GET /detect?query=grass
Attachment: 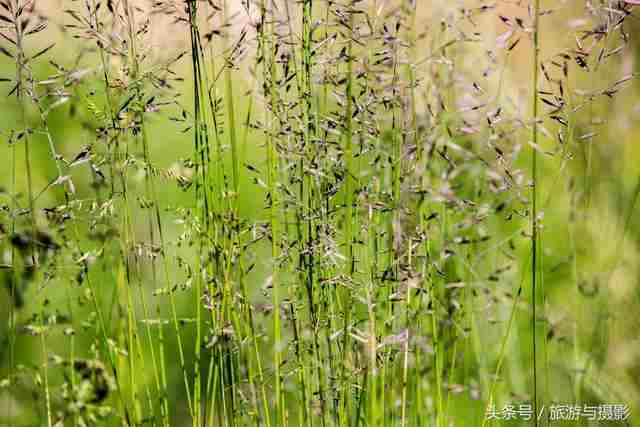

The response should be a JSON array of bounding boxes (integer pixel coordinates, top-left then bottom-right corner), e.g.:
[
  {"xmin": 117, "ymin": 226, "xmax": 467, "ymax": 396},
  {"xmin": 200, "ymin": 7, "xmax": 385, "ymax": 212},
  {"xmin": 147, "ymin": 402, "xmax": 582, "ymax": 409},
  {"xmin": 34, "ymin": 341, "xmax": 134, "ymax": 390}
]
[
  {"xmin": 1, "ymin": 0, "xmax": 640, "ymax": 426},
  {"xmin": 530, "ymin": 0, "xmax": 542, "ymax": 423}
]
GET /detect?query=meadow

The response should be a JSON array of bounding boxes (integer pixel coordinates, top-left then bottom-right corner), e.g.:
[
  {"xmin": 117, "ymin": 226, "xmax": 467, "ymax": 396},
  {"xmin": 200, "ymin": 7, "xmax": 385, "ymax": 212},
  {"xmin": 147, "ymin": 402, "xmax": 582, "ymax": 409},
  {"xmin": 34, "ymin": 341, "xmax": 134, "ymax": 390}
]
[{"xmin": 1, "ymin": 0, "xmax": 640, "ymax": 426}]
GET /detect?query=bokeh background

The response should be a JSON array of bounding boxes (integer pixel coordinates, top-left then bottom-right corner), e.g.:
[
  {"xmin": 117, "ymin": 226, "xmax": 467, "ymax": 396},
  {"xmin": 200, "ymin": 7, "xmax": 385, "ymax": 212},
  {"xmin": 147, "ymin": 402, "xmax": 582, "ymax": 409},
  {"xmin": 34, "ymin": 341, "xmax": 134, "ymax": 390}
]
[{"xmin": 1, "ymin": 0, "xmax": 639, "ymax": 425}]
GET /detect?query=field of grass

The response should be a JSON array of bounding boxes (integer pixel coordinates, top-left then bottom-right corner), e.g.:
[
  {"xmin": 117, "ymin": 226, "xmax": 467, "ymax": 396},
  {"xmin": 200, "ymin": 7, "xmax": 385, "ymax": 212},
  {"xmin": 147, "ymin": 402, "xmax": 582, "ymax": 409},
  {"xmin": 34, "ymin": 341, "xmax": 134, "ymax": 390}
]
[{"xmin": 1, "ymin": 0, "xmax": 640, "ymax": 426}]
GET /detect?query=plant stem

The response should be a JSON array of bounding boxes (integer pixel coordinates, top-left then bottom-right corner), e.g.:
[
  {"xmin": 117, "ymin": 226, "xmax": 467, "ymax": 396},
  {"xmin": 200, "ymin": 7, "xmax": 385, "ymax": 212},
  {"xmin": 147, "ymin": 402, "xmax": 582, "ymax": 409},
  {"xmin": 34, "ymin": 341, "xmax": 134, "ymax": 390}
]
[{"xmin": 531, "ymin": 0, "xmax": 541, "ymax": 424}]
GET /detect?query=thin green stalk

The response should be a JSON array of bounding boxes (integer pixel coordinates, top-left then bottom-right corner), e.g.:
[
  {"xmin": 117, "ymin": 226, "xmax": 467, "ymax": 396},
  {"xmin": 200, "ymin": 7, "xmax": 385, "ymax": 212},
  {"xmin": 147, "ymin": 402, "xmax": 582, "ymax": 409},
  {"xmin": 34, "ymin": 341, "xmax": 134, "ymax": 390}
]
[
  {"xmin": 39, "ymin": 314, "xmax": 52, "ymax": 427},
  {"xmin": 401, "ymin": 4, "xmax": 418, "ymax": 425},
  {"xmin": 531, "ymin": 0, "xmax": 541, "ymax": 424},
  {"xmin": 339, "ymin": 4, "xmax": 355, "ymax": 425},
  {"xmin": 14, "ymin": 6, "xmax": 49, "ymax": 423},
  {"xmin": 255, "ymin": 0, "xmax": 284, "ymax": 423}
]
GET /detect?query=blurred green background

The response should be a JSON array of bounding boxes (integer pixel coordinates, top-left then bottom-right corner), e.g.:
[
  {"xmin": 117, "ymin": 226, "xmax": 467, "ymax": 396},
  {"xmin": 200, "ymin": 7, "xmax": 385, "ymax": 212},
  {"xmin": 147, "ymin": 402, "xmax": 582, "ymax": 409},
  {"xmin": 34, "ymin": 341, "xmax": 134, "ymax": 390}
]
[{"xmin": 1, "ymin": 1, "xmax": 639, "ymax": 426}]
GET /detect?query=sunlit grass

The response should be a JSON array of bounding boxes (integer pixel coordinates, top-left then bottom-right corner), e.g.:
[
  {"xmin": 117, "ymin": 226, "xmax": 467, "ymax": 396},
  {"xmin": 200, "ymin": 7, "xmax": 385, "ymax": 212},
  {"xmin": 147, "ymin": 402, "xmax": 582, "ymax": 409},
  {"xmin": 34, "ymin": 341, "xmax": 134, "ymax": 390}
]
[{"xmin": 1, "ymin": 1, "xmax": 640, "ymax": 426}]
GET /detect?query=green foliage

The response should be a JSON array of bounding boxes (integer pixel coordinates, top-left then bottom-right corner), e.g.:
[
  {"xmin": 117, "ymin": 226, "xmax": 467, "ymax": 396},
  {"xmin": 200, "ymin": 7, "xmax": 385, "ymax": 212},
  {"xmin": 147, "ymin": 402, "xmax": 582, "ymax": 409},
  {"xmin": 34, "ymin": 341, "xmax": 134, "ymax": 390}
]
[{"xmin": 1, "ymin": 1, "xmax": 640, "ymax": 426}]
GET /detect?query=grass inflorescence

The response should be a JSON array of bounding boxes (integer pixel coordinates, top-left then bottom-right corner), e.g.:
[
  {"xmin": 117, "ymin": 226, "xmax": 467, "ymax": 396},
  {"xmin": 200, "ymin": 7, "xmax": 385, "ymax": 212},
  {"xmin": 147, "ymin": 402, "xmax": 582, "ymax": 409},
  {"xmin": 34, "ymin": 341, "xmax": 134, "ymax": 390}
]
[{"xmin": 1, "ymin": 1, "xmax": 640, "ymax": 426}]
